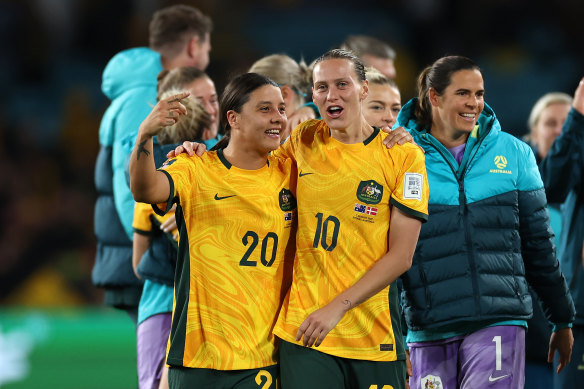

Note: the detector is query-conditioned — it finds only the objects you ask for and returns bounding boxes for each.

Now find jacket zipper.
[422,132,488,318]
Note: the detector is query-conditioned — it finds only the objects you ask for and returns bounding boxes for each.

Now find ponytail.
[415,66,433,130]
[210,133,230,151]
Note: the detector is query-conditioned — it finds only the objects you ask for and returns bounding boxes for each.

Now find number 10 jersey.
[273,120,428,361]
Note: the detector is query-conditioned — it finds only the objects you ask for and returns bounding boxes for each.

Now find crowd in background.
[1,2,584,389]
[1,1,583,306]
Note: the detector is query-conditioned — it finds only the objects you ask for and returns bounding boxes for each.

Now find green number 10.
[313,213,340,251]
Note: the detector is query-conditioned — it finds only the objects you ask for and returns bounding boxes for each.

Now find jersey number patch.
[239,231,279,267]
[313,213,340,252]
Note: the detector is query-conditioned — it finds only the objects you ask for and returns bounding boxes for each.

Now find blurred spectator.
[92,4,212,325]
[340,35,396,79]
[539,78,584,386]
[523,91,572,389]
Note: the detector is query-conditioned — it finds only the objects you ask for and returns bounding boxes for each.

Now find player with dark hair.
[129,73,296,389]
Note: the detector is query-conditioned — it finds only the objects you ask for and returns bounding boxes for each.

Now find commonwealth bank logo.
[490,155,512,174]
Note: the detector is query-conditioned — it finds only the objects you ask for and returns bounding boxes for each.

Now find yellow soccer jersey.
[155,149,296,370]
[132,201,178,240]
[273,119,428,361]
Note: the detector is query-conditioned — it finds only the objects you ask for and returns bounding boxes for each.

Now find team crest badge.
[279,189,297,211]
[494,155,508,169]
[421,375,443,389]
[356,180,383,205]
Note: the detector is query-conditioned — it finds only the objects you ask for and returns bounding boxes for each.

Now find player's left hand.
[296,299,350,347]
[166,141,207,158]
[382,127,421,151]
[548,327,574,373]
[160,206,179,240]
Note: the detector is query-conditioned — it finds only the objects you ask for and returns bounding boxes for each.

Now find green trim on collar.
[363,127,381,146]
[217,149,231,169]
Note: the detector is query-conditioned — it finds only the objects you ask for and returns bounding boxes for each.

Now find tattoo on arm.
[136,140,151,160]
[343,299,352,309]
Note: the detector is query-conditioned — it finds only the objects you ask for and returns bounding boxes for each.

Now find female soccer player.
[395,55,575,389]
[129,72,296,389]
[273,49,428,389]
[131,66,213,389]
[363,66,402,131]
[249,54,314,140]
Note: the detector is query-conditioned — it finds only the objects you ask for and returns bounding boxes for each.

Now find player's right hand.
[140,91,190,137]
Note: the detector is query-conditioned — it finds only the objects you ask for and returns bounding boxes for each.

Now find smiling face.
[430,69,485,138]
[185,76,219,139]
[533,102,570,158]
[312,58,368,131]
[230,84,287,153]
[363,83,401,131]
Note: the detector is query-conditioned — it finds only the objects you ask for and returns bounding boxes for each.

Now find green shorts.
[169,364,278,389]
[279,340,405,389]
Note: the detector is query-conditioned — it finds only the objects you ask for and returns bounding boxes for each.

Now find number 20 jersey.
[156,149,296,370]
[273,119,429,361]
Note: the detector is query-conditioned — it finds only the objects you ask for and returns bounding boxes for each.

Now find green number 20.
[239,231,279,267]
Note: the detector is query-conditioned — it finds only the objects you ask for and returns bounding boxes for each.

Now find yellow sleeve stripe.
[390,197,428,222]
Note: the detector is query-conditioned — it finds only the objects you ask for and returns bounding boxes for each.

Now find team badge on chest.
[279,188,297,211]
[356,180,383,205]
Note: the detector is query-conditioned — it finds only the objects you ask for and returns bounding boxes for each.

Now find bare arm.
[129,92,189,204]
[296,207,422,347]
[132,232,152,279]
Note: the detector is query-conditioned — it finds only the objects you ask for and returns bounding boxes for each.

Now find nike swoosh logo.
[299,171,313,177]
[214,194,236,200]
[488,374,509,382]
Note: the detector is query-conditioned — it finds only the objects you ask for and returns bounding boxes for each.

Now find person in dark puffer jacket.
[538,78,584,388]
[523,91,572,389]
[394,55,575,389]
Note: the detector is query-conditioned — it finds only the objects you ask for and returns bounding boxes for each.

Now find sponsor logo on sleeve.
[403,173,423,200]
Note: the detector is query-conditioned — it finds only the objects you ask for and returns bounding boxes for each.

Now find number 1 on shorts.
[492,335,502,371]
